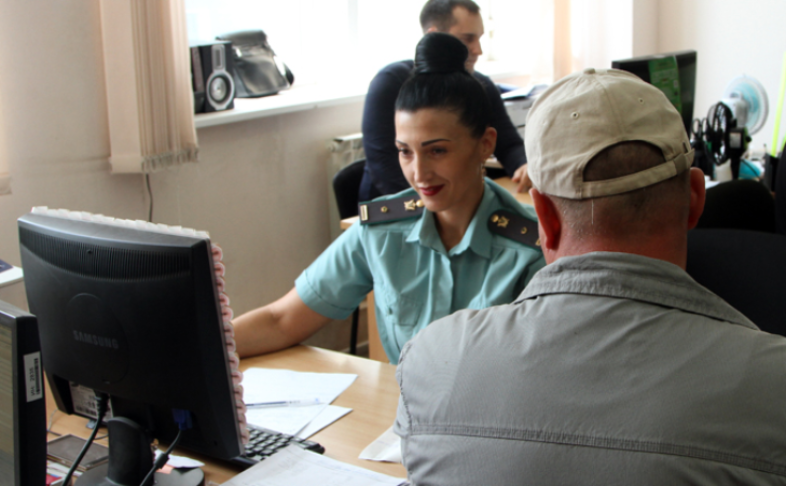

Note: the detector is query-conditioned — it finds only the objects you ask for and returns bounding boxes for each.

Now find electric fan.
[696,75,769,179]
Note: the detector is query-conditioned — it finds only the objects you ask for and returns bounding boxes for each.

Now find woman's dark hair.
[395,32,491,138]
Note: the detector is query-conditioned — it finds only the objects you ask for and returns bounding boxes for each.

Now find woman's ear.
[480,127,497,160]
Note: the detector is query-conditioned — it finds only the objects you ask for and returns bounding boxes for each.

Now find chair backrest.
[696,179,775,233]
[333,159,366,219]
[686,228,786,337]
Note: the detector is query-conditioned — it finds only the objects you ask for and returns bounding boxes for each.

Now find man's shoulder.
[374,60,414,80]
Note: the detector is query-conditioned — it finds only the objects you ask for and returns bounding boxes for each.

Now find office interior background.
[0,0,784,351]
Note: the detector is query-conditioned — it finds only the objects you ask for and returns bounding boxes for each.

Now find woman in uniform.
[234,33,544,364]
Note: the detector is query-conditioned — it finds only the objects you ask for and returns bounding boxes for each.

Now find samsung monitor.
[18,208,246,484]
[612,50,697,135]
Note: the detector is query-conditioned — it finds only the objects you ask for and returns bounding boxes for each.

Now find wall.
[0,0,365,351]
[657,0,786,152]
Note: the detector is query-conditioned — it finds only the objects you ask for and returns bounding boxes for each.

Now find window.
[184,0,548,88]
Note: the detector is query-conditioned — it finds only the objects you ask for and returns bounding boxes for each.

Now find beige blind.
[100,0,198,173]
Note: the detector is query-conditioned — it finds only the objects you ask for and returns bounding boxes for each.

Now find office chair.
[332,159,366,355]
[775,153,786,235]
[686,228,786,337]
[696,179,775,233]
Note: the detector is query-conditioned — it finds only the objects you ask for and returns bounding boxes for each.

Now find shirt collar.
[517,252,758,330]
[405,181,496,258]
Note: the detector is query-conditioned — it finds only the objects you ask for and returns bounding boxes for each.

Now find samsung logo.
[73,331,119,349]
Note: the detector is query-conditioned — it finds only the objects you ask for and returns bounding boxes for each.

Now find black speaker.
[190,41,235,113]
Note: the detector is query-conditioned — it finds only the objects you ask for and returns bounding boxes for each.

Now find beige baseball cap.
[525,68,694,199]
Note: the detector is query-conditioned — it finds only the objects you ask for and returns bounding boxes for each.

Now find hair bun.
[414,32,469,75]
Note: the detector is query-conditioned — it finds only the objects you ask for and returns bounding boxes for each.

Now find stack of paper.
[242,368,357,438]
[220,445,408,486]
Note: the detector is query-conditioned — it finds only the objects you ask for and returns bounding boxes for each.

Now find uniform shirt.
[396,252,786,485]
[295,179,544,364]
[359,60,526,200]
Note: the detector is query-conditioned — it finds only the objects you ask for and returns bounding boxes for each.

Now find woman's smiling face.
[395,108,496,217]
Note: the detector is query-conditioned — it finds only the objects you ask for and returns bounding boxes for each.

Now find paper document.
[242,368,357,404]
[360,425,403,463]
[297,405,352,439]
[242,368,357,436]
[220,445,408,486]
[246,403,328,436]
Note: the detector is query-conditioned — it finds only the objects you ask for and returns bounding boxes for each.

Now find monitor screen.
[612,50,697,136]
[18,209,247,464]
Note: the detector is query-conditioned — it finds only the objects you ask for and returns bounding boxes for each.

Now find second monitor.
[612,50,697,136]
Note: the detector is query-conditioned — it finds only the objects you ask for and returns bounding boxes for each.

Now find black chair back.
[697,179,775,233]
[686,228,786,337]
[333,159,366,219]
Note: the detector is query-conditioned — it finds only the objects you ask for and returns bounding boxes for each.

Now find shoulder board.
[487,209,541,249]
[359,195,424,225]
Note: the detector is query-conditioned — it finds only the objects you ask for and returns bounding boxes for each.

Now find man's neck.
[552,233,688,269]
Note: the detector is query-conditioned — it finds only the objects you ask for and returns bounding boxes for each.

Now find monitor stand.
[76,417,204,486]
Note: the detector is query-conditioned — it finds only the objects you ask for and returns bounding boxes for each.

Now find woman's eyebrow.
[421,138,450,146]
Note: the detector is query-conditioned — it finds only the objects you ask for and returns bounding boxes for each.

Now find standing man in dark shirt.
[359,0,531,201]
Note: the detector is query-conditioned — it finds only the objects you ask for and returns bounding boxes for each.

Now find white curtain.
[556,0,635,80]
[100,0,198,173]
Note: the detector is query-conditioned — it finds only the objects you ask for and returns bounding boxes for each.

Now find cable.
[145,173,154,222]
[62,393,109,486]
[139,409,192,486]
[139,429,184,486]
[47,409,61,437]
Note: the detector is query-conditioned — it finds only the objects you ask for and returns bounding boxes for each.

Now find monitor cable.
[139,409,193,486]
[62,392,110,486]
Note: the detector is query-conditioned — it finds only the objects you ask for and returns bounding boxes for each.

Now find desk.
[340,176,534,361]
[46,346,406,483]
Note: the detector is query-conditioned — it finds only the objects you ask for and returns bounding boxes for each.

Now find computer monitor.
[18,209,246,483]
[0,299,46,486]
[612,50,697,135]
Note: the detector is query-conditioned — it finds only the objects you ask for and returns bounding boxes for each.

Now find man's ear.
[686,168,706,230]
[530,188,561,261]
[425,26,438,33]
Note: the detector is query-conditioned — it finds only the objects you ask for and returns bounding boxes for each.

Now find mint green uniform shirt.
[295,179,545,363]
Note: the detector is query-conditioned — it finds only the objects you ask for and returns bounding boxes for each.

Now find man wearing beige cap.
[394,68,786,484]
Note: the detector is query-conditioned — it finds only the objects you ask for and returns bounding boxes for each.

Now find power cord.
[139,409,193,486]
[62,392,109,486]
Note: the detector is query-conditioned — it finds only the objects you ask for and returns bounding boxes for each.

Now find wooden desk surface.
[46,346,406,483]
[340,176,533,229]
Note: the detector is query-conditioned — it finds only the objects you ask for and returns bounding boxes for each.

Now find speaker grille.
[19,227,191,280]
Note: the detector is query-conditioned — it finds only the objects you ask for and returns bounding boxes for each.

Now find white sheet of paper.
[297,405,352,439]
[242,368,357,405]
[359,425,403,463]
[246,404,329,436]
[155,451,205,469]
[220,445,408,486]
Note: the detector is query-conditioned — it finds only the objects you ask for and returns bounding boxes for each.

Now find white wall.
[0,0,364,350]
[657,0,786,151]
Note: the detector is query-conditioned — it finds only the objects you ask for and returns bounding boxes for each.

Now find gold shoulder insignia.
[359,195,424,225]
[488,209,540,249]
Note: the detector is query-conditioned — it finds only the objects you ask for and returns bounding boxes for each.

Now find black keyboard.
[231,425,325,468]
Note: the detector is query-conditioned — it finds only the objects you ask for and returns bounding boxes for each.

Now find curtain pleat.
[101,0,198,174]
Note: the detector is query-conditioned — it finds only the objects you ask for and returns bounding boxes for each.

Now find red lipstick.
[420,185,444,197]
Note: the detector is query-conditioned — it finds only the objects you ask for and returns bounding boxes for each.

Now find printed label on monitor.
[70,383,113,419]
[23,351,43,402]
[648,57,682,115]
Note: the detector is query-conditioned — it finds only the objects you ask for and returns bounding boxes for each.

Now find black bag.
[216,30,294,98]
